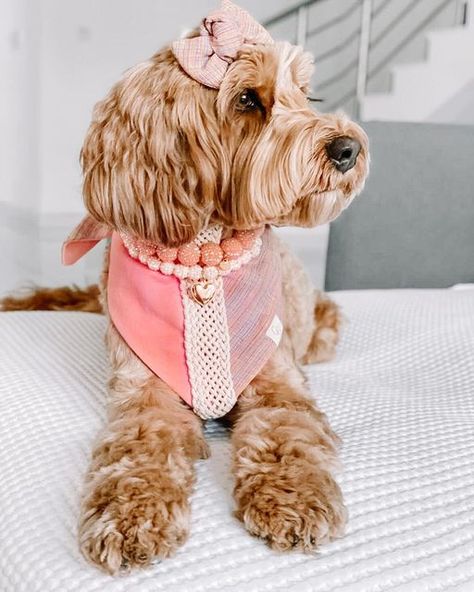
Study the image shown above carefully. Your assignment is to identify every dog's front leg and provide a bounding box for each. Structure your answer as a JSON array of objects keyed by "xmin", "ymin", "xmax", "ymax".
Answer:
[
  {"xmin": 79, "ymin": 327, "xmax": 208, "ymax": 574},
  {"xmin": 231, "ymin": 349, "xmax": 346, "ymax": 551}
]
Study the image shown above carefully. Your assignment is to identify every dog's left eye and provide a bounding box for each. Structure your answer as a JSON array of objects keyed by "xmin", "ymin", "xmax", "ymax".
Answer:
[{"xmin": 237, "ymin": 89, "xmax": 261, "ymax": 111}]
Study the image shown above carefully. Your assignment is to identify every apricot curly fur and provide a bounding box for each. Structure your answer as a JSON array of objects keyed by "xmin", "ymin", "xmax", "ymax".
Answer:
[
  {"xmin": 302, "ymin": 295, "xmax": 342, "ymax": 364},
  {"xmin": 78, "ymin": 323, "xmax": 209, "ymax": 573},
  {"xmin": 231, "ymin": 351, "xmax": 347, "ymax": 552},
  {"xmin": 1, "ymin": 18, "xmax": 369, "ymax": 574},
  {"xmin": 0, "ymin": 284, "xmax": 101, "ymax": 313}
]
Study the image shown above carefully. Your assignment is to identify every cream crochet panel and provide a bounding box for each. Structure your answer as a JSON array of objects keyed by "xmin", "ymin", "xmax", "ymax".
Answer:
[{"xmin": 180, "ymin": 225, "xmax": 236, "ymax": 419}]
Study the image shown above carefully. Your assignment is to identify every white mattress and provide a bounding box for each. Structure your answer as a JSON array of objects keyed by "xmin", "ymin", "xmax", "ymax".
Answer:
[{"xmin": 1, "ymin": 289, "xmax": 474, "ymax": 592}]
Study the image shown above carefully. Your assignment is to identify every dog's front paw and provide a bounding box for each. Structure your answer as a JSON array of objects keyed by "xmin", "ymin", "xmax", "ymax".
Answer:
[
  {"xmin": 302, "ymin": 295, "xmax": 342, "ymax": 364},
  {"xmin": 79, "ymin": 467, "xmax": 190, "ymax": 574},
  {"xmin": 235, "ymin": 462, "xmax": 346, "ymax": 551}
]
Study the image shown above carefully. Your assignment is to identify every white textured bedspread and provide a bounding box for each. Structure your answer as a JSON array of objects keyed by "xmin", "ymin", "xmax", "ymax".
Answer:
[{"xmin": 1, "ymin": 290, "xmax": 473, "ymax": 592}]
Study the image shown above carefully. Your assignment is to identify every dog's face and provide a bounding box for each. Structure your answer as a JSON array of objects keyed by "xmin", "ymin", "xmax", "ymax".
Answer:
[{"xmin": 82, "ymin": 40, "xmax": 369, "ymax": 246}]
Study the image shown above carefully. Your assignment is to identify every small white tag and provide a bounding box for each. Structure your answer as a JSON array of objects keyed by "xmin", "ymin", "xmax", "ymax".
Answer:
[{"xmin": 266, "ymin": 314, "xmax": 283, "ymax": 346}]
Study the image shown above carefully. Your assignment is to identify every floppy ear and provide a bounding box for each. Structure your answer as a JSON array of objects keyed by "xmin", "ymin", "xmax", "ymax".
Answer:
[{"xmin": 81, "ymin": 49, "xmax": 223, "ymax": 247}]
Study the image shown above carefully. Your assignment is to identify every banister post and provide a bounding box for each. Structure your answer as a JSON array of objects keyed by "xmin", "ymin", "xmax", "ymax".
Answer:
[
  {"xmin": 355, "ymin": 0, "xmax": 373, "ymax": 120},
  {"xmin": 297, "ymin": 4, "xmax": 309, "ymax": 47}
]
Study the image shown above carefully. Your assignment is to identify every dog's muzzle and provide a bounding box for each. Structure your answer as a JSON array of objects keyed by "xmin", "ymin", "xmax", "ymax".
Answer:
[{"xmin": 326, "ymin": 136, "xmax": 361, "ymax": 174}]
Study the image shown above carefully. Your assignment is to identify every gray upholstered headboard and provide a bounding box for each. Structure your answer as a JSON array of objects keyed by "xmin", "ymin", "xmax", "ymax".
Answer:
[{"xmin": 325, "ymin": 122, "xmax": 474, "ymax": 290}]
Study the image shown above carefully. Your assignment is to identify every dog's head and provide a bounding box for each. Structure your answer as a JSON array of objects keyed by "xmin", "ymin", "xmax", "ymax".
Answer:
[{"xmin": 82, "ymin": 1, "xmax": 369, "ymax": 247}]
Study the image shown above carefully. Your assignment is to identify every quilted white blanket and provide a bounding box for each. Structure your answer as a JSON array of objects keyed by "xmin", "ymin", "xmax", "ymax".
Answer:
[{"xmin": 1, "ymin": 289, "xmax": 473, "ymax": 592}]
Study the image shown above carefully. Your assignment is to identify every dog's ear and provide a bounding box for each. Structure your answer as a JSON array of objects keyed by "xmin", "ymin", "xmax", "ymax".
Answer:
[{"xmin": 81, "ymin": 49, "xmax": 222, "ymax": 246}]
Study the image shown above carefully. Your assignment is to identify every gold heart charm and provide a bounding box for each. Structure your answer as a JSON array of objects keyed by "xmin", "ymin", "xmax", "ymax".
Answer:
[{"xmin": 189, "ymin": 281, "xmax": 216, "ymax": 306}]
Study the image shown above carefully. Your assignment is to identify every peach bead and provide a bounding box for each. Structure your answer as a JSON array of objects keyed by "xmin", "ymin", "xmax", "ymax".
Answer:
[
  {"xmin": 201, "ymin": 242, "xmax": 223, "ymax": 266},
  {"xmin": 177, "ymin": 243, "xmax": 200, "ymax": 266},
  {"xmin": 157, "ymin": 246, "xmax": 178, "ymax": 263},
  {"xmin": 219, "ymin": 260, "xmax": 232, "ymax": 272},
  {"xmin": 141, "ymin": 245, "xmax": 157, "ymax": 256},
  {"xmin": 221, "ymin": 237, "xmax": 243, "ymax": 260},
  {"xmin": 233, "ymin": 230, "xmax": 258, "ymax": 250},
  {"xmin": 143, "ymin": 239, "xmax": 160, "ymax": 252},
  {"xmin": 234, "ymin": 229, "xmax": 258, "ymax": 239}
]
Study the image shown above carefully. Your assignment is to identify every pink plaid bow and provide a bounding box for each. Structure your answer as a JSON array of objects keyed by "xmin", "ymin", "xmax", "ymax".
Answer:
[{"xmin": 172, "ymin": 0, "xmax": 273, "ymax": 89}]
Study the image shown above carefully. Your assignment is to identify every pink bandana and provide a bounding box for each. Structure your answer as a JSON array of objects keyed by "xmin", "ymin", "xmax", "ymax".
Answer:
[
  {"xmin": 172, "ymin": 0, "xmax": 273, "ymax": 88},
  {"xmin": 63, "ymin": 218, "xmax": 283, "ymax": 419}
]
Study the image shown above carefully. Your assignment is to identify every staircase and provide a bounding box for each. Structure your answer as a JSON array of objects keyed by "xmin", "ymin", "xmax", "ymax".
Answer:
[
  {"xmin": 264, "ymin": 0, "xmax": 473, "ymax": 123},
  {"xmin": 362, "ymin": 14, "xmax": 474, "ymax": 121}
]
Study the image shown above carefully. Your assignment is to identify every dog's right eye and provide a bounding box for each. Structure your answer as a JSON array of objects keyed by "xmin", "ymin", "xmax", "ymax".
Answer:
[{"xmin": 237, "ymin": 89, "xmax": 261, "ymax": 112}]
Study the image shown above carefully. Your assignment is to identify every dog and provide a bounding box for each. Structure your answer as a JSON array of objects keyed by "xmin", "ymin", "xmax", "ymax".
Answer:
[{"xmin": 1, "ymin": 1, "xmax": 368, "ymax": 574}]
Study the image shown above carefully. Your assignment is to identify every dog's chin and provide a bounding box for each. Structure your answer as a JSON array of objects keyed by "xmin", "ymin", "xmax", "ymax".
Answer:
[{"xmin": 274, "ymin": 187, "xmax": 358, "ymax": 229}]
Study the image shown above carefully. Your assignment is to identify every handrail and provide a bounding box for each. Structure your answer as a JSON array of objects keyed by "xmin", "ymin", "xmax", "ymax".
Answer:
[
  {"xmin": 263, "ymin": 0, "xmax": 320, "ymax": 28},
  {"xmin": 318, "ymin": 58, "xmax": 359, "ymax": 92},
  {"xmin": 306, "ymin": 1, "xmax": 360, "ymax": 39},
  {"xmin": 314, "ymin": 27, "xmax": 361, "ymax": 64},
  {"xmin": 325, "ymin": 89, "xmax": 356, "ymax": 113},
  {"xmin": 371, "ymin": 0, "xmax": 393, "ymax": 18},
  {"xmin": 369, "ymin": 1, "xmax": 420, "ymax": 52},
  {"xmin": 368, "ymin": 0, "xmax": 455, "ymax": 81},
  {"xmin": 303, "ymin": 0, "xmax": 393, "ymax": 66}
]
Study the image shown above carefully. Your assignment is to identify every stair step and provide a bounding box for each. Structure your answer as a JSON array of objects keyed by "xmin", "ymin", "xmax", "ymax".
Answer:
[
  {"xmin": 362, "ymin": 23, "xmax": 474, "ymax": 121},
  {"xmin": 426, "ymin": 26, "xmax": 474, "ymax": 64}
]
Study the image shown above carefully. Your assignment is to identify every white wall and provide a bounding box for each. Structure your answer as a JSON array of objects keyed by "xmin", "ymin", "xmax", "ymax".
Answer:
[
  {"xmin": 0, "ymin": 0, "xmax": 42, "ymax": 291},
  {"xmin": 0, "ymin": 0, "xmax": 40, "ymax": 212}
]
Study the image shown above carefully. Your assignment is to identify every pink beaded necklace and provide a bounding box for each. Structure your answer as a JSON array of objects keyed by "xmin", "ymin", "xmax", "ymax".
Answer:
[
  {"xmin": 122, "ymin": 227, "xmax": 264, "ymax": 274},
  {"xmin": 121, "ymin": 225, "xmax": 265, "ymax": 305}
]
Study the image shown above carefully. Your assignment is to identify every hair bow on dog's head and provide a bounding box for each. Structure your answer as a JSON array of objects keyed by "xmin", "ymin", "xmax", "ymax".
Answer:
[{"xmin": 172, "ymin": 0, "xmax": 273, "ymax": 89}]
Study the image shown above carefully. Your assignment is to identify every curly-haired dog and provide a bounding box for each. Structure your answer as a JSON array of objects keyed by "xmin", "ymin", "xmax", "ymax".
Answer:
[{"xmin": 2, "ymin": 1, "xmax": 368, "ymax": 573}]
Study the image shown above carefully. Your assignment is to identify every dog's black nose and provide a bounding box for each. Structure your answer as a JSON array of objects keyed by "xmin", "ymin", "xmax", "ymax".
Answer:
[{"xmin": 326, "ymin": 136, "xmax": 361, "ymax": 173}]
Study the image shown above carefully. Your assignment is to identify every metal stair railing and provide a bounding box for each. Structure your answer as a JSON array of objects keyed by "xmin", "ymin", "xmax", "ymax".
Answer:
[
  {"xmin": 368, "ymin": 0, "xmax": 468, "ymax": 82},
  {"xmin": 263, "ymin": 0, "xmax": 471, "ymax": 119}
]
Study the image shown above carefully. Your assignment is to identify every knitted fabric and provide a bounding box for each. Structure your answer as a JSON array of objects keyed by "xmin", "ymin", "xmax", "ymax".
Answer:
[
  {"xmin": 181, "ymin": 276, "xmax": 235, "ymax": 418},
  {"xmin": 176, "ymin": 224, "xmax": 234, "ymax": 418}
]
